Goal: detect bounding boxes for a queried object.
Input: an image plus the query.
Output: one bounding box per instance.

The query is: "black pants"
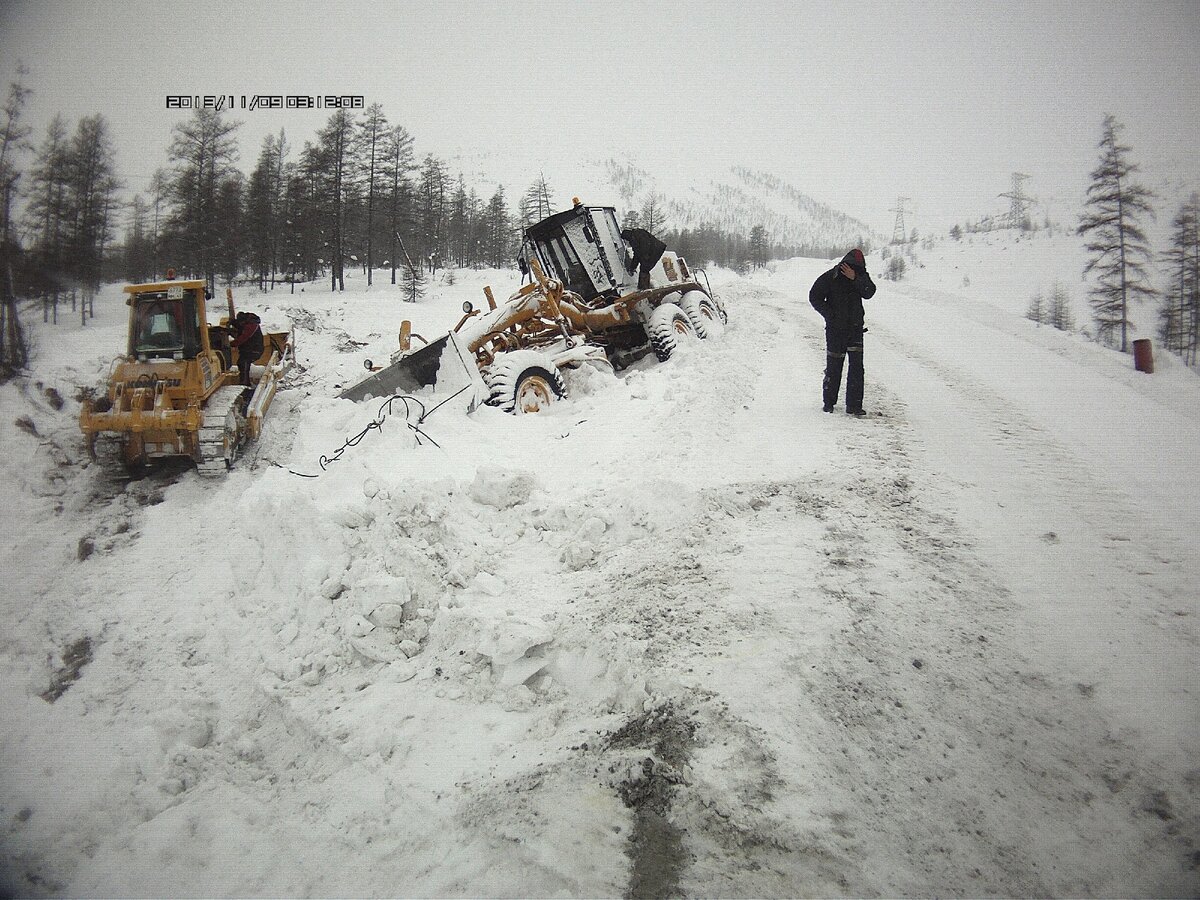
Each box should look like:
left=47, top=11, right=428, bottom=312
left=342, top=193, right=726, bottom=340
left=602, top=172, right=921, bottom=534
left=237, top=353, right=254, bottom=387
left=823, top=337, right=864, bottom=411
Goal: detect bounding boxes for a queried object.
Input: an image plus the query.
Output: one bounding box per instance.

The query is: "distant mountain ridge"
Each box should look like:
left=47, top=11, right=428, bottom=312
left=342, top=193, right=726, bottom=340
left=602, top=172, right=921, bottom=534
left=444, top=148, right=880, bottom=253
left=605, top=160, right=880, bottom=253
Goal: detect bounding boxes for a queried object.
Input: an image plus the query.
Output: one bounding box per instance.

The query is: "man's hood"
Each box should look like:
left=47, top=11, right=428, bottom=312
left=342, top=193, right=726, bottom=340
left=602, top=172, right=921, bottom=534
left=841, top=248, right=867, bottom=272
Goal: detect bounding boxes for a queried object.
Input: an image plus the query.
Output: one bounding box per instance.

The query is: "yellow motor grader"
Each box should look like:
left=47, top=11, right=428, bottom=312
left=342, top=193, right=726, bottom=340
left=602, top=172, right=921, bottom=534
left=340, top=200, right=725, bottom=413
left=79, top=276, right=292, bottom=474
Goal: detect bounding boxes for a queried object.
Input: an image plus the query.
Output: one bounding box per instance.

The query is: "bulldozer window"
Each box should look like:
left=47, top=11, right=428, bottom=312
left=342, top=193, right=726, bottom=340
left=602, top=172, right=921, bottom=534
left=133, top=292, right=201, bottom=358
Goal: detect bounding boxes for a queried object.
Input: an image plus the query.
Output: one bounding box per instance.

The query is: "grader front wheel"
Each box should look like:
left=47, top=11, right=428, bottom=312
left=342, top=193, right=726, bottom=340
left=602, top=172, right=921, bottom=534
left=514, top=373, right=558, bottom=413
left=486, top=350, right=566, bottom=414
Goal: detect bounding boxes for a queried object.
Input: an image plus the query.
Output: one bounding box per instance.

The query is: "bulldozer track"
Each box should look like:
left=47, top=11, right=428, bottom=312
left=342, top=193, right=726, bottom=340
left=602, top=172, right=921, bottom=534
left=196, top=385, right=247, bottom=477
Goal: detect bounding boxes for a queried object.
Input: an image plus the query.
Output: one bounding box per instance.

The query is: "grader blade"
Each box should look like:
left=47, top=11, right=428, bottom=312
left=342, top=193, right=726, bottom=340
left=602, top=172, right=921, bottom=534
left=338, top=335, right=449, bottom=402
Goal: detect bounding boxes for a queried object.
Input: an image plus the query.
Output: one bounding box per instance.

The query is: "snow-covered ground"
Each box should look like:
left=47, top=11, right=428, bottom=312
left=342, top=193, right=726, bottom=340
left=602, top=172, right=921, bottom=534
left=2, top=232, right=1198, bottom=897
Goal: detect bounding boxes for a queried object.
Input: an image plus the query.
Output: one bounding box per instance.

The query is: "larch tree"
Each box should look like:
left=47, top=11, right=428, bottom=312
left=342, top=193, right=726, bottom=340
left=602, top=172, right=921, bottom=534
left=484, top=187, right=511, bottom=268
left=166, top=108, right=241, bottom=292
left=0, top=64, right=31, bottom=376
left=316, top=108, right=357, bottom=292
left=639, top=192, right=669, bottom=235
left=357, top=104, right=389, bottom=286
left=382, top=125, right=415, bottom=286
left=519, top=175, right=554, bottom=227
left=1077, top=114, right=1156, bottom=352
left=65, top=114, right=121, bottom=321
left=749, top=224, right=769, bottom=269
left=1159, top=194, right=1199, bottom=365
left=24, top=114, right=72, bottom=304
left=1048, top=281, right=1075, bottom=332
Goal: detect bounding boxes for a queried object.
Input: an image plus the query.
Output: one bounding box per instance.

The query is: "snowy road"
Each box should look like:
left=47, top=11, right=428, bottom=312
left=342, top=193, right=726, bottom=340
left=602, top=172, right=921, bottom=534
left=2, top=262, right=1198, bottom=896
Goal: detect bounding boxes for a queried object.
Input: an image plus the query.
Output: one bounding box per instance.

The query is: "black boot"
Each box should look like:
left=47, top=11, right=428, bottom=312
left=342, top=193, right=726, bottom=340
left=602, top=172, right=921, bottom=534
left=822, top=352, right=845, bottom=412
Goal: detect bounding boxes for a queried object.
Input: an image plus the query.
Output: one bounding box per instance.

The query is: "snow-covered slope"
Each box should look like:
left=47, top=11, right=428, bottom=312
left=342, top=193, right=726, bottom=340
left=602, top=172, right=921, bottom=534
left=1, top=246, right=1197, bottom=896
left=443, top=148, right=881, bottom=250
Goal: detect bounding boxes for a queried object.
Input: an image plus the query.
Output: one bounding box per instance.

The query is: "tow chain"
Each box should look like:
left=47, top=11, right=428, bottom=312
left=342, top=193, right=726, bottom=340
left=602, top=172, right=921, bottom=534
left=283, top=384, right=470, bottom=478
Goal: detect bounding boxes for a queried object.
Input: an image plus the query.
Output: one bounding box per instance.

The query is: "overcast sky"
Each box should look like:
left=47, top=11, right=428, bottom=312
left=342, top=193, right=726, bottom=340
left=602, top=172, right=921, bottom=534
left=2, top=0, right=1197, bottom=234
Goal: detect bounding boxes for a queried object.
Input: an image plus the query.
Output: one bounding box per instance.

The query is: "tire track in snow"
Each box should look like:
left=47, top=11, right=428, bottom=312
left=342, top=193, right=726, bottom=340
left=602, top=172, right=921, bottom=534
left=571, top=281, right=1198, bottom=895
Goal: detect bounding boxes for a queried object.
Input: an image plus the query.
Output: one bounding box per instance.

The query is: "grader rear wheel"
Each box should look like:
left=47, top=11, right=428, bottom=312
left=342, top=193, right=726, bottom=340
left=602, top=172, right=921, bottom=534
left=679, top=290, right=723, bottom=339
left=647, top=302, right=696, bottom=362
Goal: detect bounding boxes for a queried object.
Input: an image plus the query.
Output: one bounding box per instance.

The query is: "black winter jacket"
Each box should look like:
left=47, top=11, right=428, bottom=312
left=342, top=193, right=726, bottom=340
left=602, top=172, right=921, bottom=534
left=620, top=228, right=667, bottom=267
left=809, top=251, right=877, bottom=344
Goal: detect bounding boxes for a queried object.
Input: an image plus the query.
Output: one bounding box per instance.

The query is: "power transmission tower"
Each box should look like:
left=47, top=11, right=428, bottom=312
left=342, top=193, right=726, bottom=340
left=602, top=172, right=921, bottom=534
left=890, top=197, right=911, bottom=244
left=1000, top=173, right=1033, bottom=230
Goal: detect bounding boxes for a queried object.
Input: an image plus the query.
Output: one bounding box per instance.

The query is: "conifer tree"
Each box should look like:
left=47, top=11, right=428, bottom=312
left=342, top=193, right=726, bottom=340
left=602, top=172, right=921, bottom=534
left=316, top=109, right=357, bottom=292
left=639, top=192, right=669, bottom=234
left=382, top=125, right=414, bottom=285
left=1160, top=195, right=1199, bottom=364
left=357, top=104, right=388, bottom=286
left=749, top=224, right=768, bottom=269
left=166, top=109, right=241, bottom=291
left=484, top=187, right=512, bottom=268
left=519, top=175, right=554, bottom=227
left=1048, top=281, right=1075, bottom=331
left=1077, top=115, right=1156, bottom=351
left=0, top=64, right=31, bottom=376
left=1025, top=289, right=1045, bottom=325
left=24, top=115, right=71, bottom=300
left=66, top=114, right=121, bottom=321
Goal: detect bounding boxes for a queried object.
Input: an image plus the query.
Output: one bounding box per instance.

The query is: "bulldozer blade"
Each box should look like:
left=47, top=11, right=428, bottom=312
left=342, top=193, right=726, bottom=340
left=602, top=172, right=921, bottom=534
left=338, top=335, right=452, bottom=402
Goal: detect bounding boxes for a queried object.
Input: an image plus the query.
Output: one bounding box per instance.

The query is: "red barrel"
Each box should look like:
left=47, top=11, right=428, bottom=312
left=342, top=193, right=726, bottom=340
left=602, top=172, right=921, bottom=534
left=1133, top=338, right=1154, bottom=374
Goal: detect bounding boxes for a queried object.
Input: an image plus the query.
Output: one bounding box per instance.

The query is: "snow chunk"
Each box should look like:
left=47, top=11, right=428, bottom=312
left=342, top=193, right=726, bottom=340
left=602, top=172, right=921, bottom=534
left=469, top=466, right=537, bottom=509
left=472, top=571, right=506, bottom=597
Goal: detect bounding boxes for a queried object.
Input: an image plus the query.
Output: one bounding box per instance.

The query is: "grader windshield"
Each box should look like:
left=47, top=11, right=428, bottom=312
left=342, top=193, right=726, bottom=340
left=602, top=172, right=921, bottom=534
left=129, top=287, right=202, bottom=360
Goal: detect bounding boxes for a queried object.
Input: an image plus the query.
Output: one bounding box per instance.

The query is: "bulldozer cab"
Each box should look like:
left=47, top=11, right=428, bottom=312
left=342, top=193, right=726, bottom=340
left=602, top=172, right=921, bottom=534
left=522, top=204, right=636, bottom=302
left=126, top=281, right=205, bottom=361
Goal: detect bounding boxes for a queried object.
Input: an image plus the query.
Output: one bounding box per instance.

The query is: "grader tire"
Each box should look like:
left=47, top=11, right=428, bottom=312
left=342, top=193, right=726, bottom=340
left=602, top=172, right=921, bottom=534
left=648, top=302, right=696, bottom=362
left=679, top=290, right=723, bottom=340
left=486, top=351, right=566, bottom=414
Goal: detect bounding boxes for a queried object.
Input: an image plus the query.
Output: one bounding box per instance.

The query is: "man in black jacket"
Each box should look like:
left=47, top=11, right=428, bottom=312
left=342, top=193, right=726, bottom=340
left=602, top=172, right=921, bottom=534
left=809, top=248, right=877, bottom=415
left=621, top=227, right=667, bottom=290
left=230, top=311, right=264, bottom=387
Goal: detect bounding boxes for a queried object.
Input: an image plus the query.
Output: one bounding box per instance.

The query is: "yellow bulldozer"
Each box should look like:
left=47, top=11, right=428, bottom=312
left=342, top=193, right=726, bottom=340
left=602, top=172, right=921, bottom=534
left=79, top=274, right=292, bottom=474
left=340, top=200, right=725, bottom=413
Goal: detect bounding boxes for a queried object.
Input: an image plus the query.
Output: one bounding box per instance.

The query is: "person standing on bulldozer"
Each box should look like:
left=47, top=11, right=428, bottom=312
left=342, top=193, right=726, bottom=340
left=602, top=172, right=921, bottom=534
left=230, top=311, right=264, bottom=387
left=809, top=248, right=877, bottom=416
left=621, top=227, right=667, bottom=290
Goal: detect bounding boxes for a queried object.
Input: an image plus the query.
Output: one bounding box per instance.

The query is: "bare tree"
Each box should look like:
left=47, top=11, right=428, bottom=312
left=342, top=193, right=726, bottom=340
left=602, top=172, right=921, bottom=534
left=1048, top=281, right=1075, bottom=331
left=639, top=192, right=670, bottom=234
left=0, top=64, right=32, bottom=376
left=317, top=109, right=357, bottom=292
left=1077, top=115, right=1156, bottom=351
left=1160, top=195, right=1199, bottom=365
left=1026, top=289, right=1046, bottom=325
left=383, top=125, right=414, bottom=285
left=166, top=109, right=241, bottom=292
left=519, top=175, right=554, bottom=227
left=357, top=104, right=388, bottom=286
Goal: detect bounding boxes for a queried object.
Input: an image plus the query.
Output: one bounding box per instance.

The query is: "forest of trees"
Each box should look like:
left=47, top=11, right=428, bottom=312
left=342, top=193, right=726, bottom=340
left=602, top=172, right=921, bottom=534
left=2, top=85, right=796, bottom=349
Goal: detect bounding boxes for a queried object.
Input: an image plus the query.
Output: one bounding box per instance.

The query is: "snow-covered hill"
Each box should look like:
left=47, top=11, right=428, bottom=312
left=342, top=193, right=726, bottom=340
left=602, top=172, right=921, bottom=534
left=1, top=240, right=1198, bottom=896
left=442, top=148, right=882, bottom=250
